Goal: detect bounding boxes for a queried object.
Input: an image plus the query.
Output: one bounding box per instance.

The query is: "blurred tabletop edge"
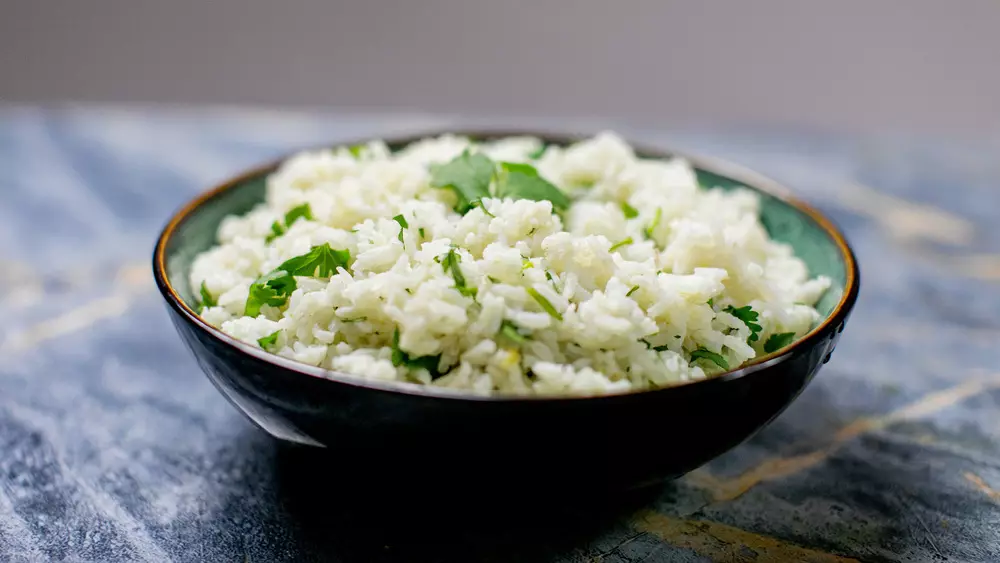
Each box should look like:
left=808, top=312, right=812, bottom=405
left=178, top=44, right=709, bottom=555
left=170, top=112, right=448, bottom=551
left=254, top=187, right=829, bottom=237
left=0, top=106, right=998, bottom=563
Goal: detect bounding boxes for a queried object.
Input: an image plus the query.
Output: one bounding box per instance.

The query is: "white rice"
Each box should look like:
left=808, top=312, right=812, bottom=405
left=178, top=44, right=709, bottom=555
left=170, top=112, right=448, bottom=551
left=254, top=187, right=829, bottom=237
left=189, top=132, right=830, bottom=396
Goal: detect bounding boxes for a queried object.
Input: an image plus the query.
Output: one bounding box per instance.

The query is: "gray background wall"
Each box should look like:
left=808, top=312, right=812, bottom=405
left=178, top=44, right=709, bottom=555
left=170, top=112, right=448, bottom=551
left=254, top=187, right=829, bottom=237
left=2, top=0, right=998, bottom=135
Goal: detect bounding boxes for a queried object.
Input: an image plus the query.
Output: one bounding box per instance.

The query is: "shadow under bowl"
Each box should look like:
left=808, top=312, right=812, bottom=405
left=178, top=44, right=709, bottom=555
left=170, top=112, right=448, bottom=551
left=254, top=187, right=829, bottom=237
left=152, top=129, right=859, bottom=494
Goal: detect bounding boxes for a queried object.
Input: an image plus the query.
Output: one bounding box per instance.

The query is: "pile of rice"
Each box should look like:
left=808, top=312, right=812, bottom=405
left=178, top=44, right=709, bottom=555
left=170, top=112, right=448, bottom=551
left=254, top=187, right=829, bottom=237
left=190, top=132, right=829, bottom=396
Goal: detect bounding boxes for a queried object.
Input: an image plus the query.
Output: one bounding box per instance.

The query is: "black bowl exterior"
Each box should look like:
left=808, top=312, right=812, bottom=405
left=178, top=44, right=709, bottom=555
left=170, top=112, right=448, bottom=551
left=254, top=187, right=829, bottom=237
left=162, top=292, right=850, bottom=490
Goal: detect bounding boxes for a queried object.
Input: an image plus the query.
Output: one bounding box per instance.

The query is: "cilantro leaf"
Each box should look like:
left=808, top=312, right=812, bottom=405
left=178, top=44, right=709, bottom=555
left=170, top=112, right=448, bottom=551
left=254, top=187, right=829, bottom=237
left=199, top=281, right=217, bottom=309
left=626, top=285, right=640, bottom=297
left=440, top=248, right=476, bottom=298
left=348, top=144, right=367, bottom=158
left=690, top=348, right=729, bottom=370
left=276, top=243, right=351, bottom=278
left=245, top=270, right=297, bottom=317
left=609, top=237, right=633, bottom=252
left=621, top=201, right=639, bottom=219
left=266, top=221, right=286, bottom=243
left=528, top=145, right=547, bottom=159
left=526, top=287, right=562, bottom=321
left=285, top=203, right=314, bottom=227
left=724, top=305, right=763, bottom=343
left=391, top=328, right=442, bottom=375
left=429, top=151, right=494, bottom=213
left=498, top=320, right=527, bottom=345
left=266, top=203, right=314, bottom=243
left=392, top=214, right=408, bottom=243
left=258, top=330, right=281, bottom=350
left=763, top=332, right=796, bottom=353
left=495, top=162, right=570, bottom=210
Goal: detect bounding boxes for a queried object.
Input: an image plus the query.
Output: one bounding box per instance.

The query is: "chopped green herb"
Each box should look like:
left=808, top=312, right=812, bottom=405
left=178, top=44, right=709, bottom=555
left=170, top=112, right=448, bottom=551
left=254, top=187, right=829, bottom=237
left=391, top=328, right=441, bottom=374
left=266, top=204, right=314, bottom=243
left=285, top=203, right=314, bottom=227
left=244, top=269, right=297, bottom=317
left=392, top=214, right=408, bottom=243
left=621, top=201, right=639, bottom=219
left=626, top=285, right=640, bottom=297
left=276, top=243, right=351, bottom=278
left=429, top=150, right=494, bottom=213
left=257, top=330, right=281, bottom=350
left=544, top=270, right=554, bottom=282
left=495, top=162, right=570, bottom=210
left=348, top=144, right=366, bottom=158
left=609, top=237, right=633, bottom=252
left=707, top=298, right=714, bottom=307
left=690, top=348, right=729, bottom=370
left=724, top=305, right=763, bottom=343
left=244, top=244, right=351, bottom=316
left=487, top=275, right=501, bottom=284
left=266, top=221, right=286, bottom=243
left=763, top=332, right=796, bottom=353
left=643, top=207, right=663, bottom=240
left=526, top=287, right=562, bottom=320
left=521, top=257, right=534, bottom=271
left=340, top=316, right=366, bottom=323
left=498, top=320, right=527, bottom=345
left=528, top=145, right=547, bottom=159
left=472, top=199, right=495, bottom=217
left=418, top=227, right=426, bottom=238
left=199, top=281, right=217, bottom=308
left=652, top=344, right=671, bottom=352
left=440, top=248, right=476, bottom=298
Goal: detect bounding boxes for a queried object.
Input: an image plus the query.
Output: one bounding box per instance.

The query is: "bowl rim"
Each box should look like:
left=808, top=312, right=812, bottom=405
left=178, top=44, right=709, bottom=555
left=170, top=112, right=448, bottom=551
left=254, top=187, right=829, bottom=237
left=152, top=128, right=860, bottom=402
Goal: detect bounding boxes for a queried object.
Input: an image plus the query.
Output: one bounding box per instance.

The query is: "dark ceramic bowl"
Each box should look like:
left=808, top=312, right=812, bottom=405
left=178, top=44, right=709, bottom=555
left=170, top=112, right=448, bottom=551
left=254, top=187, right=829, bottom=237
left=153, top=130, right=859, bottom=493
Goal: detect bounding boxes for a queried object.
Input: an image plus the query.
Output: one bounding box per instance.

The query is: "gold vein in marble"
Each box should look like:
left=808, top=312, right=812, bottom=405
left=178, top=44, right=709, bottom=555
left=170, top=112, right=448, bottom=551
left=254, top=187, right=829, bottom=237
left=686, top=374, right=1000, bottom=503
left=632, top=509, right=860, bottom=562
left=964, top=472, right=1000, bottom=503
left=0, top=262, right=151, bottom=353
left=838, top=183, right=975, bottom=246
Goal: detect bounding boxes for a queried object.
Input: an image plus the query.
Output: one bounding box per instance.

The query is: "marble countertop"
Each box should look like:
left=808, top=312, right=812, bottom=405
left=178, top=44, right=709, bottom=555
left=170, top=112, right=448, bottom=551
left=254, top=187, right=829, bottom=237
left=1, top=106, right=998, bottom=562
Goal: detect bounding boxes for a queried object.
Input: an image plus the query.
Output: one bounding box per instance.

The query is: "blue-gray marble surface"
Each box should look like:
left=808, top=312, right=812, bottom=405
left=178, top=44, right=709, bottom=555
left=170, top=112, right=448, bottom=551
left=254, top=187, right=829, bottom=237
left=1, top=106, right=998, bottom=562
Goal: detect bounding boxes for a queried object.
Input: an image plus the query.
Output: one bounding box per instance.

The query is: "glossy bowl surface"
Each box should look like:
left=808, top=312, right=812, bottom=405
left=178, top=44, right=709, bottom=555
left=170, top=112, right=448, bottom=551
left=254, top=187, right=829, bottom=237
left=153, top=130, right=859, bottom=492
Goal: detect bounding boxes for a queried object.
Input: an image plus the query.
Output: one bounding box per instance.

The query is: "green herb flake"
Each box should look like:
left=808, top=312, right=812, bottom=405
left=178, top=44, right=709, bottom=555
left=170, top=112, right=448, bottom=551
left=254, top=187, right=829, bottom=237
left=526, top=287, right=562, bottom=321
left=609, top=237, right=633, bottom=252
left=257, top=330, right=281, bottom=350
left=440, top=248, right=476, bottom=298
left=763, top=332, right=796, bottom=353
left=392, top=214, right=408, bottom=243
left=495, top=162, right=570, bottom=211
left=487, top=275, right=501, bottom=284
left=643, top=207, right=663, bottom=240
left=724, top=305, right=763, bottom=343
left=391, top=328, right=442, bottom=375
left=707, top=298, right=714, bottom=307
left=527, top=145, right=547, bottom=160
left=244, top=270, right=297, bottom=317
left=199, top=281, right=217, bottom=308
left=286, top=203, right=314, bottom=227
left=472, top=199, right=496, bottom=218
left=266, top=221, right=286, bottom=243
left=276, top=243, right=351, bottom=278
left=626, top=285, right=640, bottom=297
left=340, top=316, right=367, bottom=323
left=690, top=348, right=729, bottom=370
left=429, top=150, right=495, bottom=213
left=521, top=257, right=534, bottom=271
left=621, top=201, right=639, bottom=219
left=418, top=227, right=426, bottom=238
left=498, top=320, right=527, bottom=345
left=348, top=144, right=367, bottom=159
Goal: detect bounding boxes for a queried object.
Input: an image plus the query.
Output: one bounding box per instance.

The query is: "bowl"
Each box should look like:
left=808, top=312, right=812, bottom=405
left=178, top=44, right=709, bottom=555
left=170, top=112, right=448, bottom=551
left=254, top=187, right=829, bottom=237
left=152, top=130, right=859, bottom=493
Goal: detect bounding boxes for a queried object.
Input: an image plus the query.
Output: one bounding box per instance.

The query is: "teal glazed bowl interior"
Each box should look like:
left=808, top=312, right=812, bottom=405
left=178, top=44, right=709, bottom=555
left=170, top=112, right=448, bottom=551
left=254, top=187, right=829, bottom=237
left=153, top=130, right=859, bottom=493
